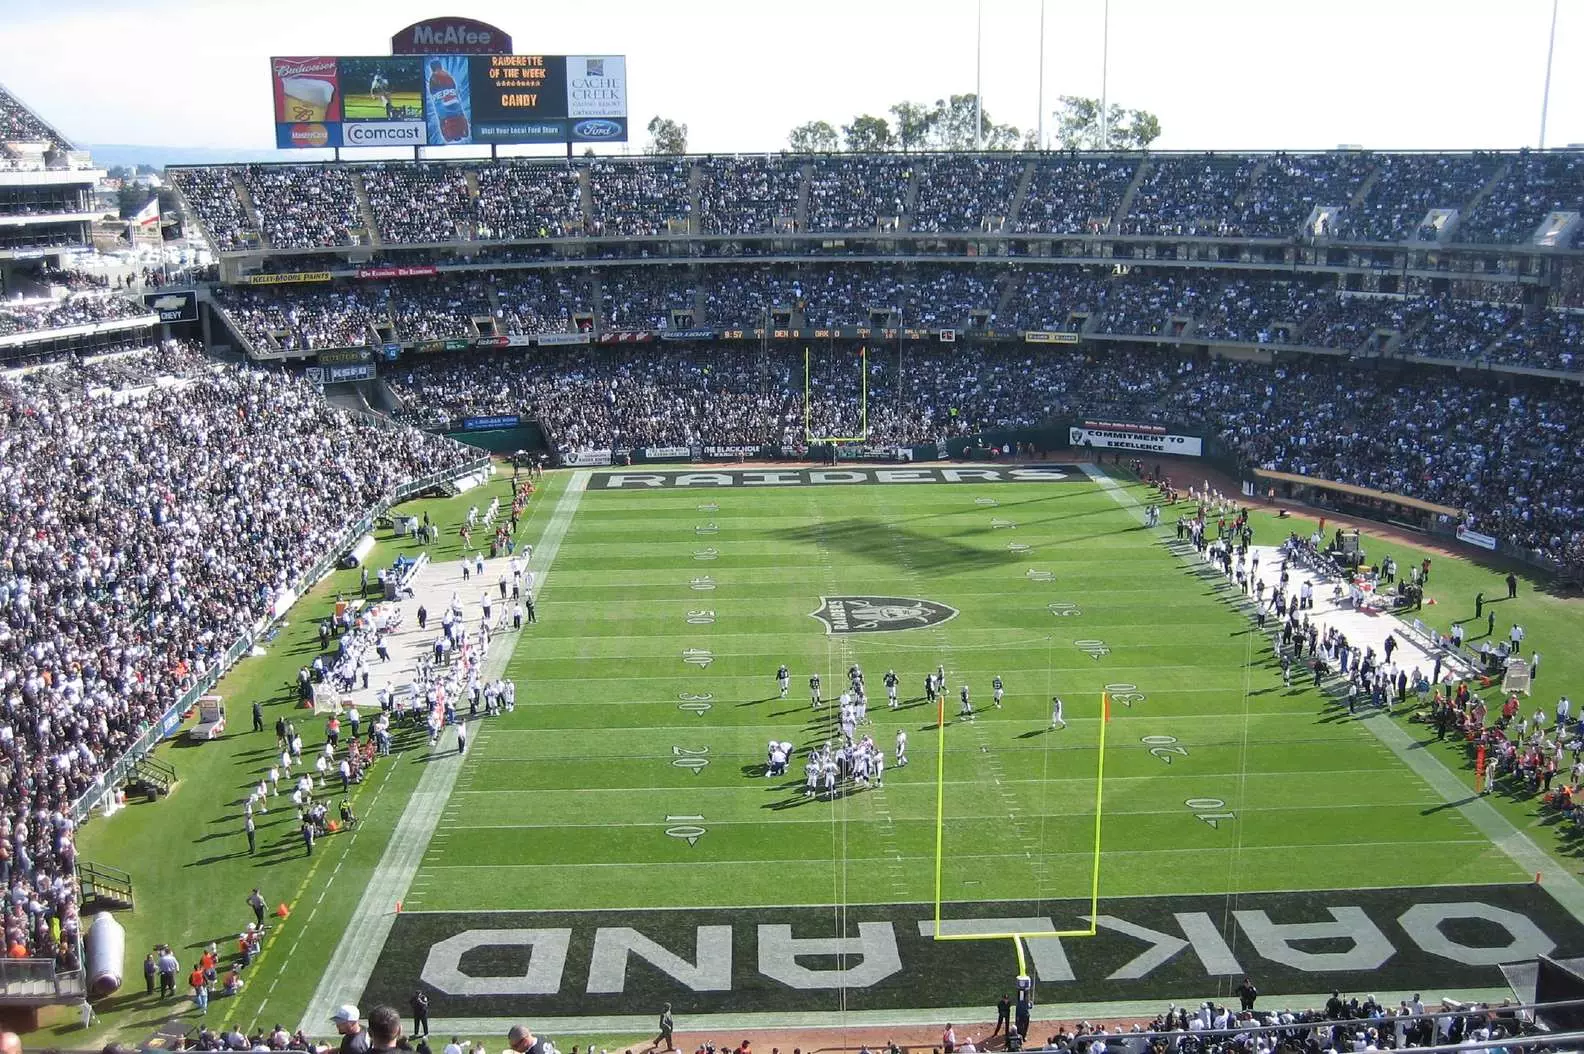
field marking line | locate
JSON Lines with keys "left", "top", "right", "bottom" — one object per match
{"left": 297, "top": 469, "right": 591, "bottom": 1035}
{"left": 405, "top": 837, "right": 1488, "bottom": 871}
{"left": 428, "top": 798, "right": 1444, "bottom": 832}
{"left": 444, "top": 765, "right": 1421, "bottom": 790}
{"left": 1081, "top": 463, "right": 1584, "bottom": 920}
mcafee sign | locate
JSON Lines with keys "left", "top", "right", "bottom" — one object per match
{"left": 390, "top": 17, "right": 512, "bottom": 55}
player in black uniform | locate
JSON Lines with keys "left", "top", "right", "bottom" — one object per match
{"left": 958, "top": 684, "right": 974, "bottom": 721}
{"left": 925, "top": 672, "right": 937, "bottom": 704}
{"left": 809, "top": 673, "right": 822, "bottom": 708}
{"left": 992, "top": 675, "right": 1004, "bottom": 709}
{"left": 884, "top": 669, "right": 899, "bottom": 709}
{"left": 777, "top": 664, "right": 790, "bottom": 699}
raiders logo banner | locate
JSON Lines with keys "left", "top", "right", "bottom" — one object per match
{"left": 810, "top": 596, "right": 959, "bottom": 634}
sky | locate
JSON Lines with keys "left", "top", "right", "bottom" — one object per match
{"left": 0, "top": 0, "right": 1579, "bottom": 158}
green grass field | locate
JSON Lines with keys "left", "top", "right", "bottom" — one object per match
{"left": 343, "top": 92, "right": 423, "bottom": 120}
{"left": 49, "top": 463, "right": 1584, "bottom": 1048}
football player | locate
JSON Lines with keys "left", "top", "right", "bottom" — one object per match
{"left": 777, "top": 664, "right": 790, "bottom": 699}
{"left": 992, "top": 674, "right": 1004, "bottom": 709}
{"left": 895, "top": 728, "right": 908, "bottom": 766}
{"left": 1050, "top": 696, "right": 1067, "bottom": 730}
{"left": 809, "top": 672, "right": 822, "bottom": 708}
{"left": 959, "top": 684, "right": 974, "bottom": 721}
{"left": 885, "top": 668, "right": 899, "bottom": 709}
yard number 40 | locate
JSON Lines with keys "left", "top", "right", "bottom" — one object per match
{"left": 1185, "top": 798, "right": 1236, "bottom": 829}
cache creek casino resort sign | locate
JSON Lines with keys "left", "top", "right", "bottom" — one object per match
{"left": 271, "top": 17, "right": 627, "bottom": 149}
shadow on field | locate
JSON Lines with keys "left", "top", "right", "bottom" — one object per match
{"left": 773, "top": 518, "right": 1014, "bottom": 573}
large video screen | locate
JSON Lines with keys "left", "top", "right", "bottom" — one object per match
{"left": 270, "top": 54, "right": 626, "bottom": 148}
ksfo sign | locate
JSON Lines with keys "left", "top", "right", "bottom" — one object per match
{"left": 361, "top": 887, "right": 1584, "bottom": 1015}
{"left": 391, "top": 17, "right": 512, "bottom": 55}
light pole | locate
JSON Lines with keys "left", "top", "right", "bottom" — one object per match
{"left": 1539, "top": 0, "right": 1559, "bottom": 149}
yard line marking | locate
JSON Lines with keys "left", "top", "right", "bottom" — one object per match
{"left": 442, "top": 767, "right": 1427, "bottom": 794}
{"left": 410, "top": 838, "right": 1489, "bottom": 870}
{"left": 431, "top": 798, "right": 1442, "bottom": 831}
{"left": 297, "top": 469, "right": 591, "bottom": 1037}
{"left": 1082, "top": 463, "right": 1584, "bottom": 916}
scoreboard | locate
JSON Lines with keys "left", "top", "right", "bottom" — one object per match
{"left": 270, "top": 53, "right": 626, "bottom": 148}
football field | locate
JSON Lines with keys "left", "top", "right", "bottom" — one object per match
{"left": 346, "top": 465, "right": 1584, "bottom": 1025}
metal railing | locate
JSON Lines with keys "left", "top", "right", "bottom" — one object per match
{"left": 67, "top": 454, "right": 489, "bottom": 823}
{"left": 0, "top": 958, "right": 83, "bottom": 1005}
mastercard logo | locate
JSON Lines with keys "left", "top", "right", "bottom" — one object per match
{"left": 289, "top": 123, "right": 330, "bottom": 147}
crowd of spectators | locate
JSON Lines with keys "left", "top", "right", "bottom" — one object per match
{"left": 910, "top": 156, "right": 1022, "bottom": 233}
{"left": 241, "top": 165, "right": 364, "bottom": 250}
{"left": 0, "top": 84, "right": 72, "bottom": 151}
{"left": 1400, "top": 296, "right": 1524, "bottom": 360}
{"left": 1226, "top": 152, "right": 1375, "bottom": 238}
{"left": 1489, "top": 309, "right": 1584, "bottom": 372}
{"left": 698, "top": 156, "right": 803, "bottom": 235}
{"left": 1120, "top": 155, "right": 1263, "bottom": 237}
{"left": 392, "top": 342, "right": 1584, "bottom": 571}
{"left": 361, "top": 163, "right": 472, "bottom": 245}
{"left": 213, "top": 286, "right": 383, "bottom": 352}
{"left": 0, "top": 293, "right": 150, "bottom": 338}
{"left": 1193, "top": 279, "right": 1327, "bottom": 343}
{"left": 587, "top": 159, "right": 691, "bottom": 237}
{"left": 1012, "top": 156, "right": 1134, "bottom": 235}
{"left": 1457, "top": 152, "right": 1584, "bottom": 246}
{"left": 167, "top": 168, "right": 254, "bottom": 252}
{"left": 1336, "top": 153, "right": 1502, "bottom": 243}
{"left": 474, "top": 162, "right": 584, "bottom": 240}
{"left": 203, "top": 265, "right": 1581, "bottom": 377}
{"left": 0, "top": 342, "right": 472, "bottom": 969}
{"left": 806, "top": 156, "right": 915, "bottom": 232}
{"left": 598, "top": 267, "right": 694, "bottom": 331}
{"left": 171, "top": 152, "right": 1584, "bottom": 252}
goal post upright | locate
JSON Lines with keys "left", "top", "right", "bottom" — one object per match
{"left": 930, "top": 691, "right": 1107, "bottom": 959}
{"left": 803, "top": 343, "right": 870, "bottom": 445}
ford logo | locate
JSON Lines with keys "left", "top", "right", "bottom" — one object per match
{"left": 573, "top": 119, "right": 622, "bottom": 139}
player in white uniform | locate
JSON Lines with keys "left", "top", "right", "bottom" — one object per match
{"left": 885, "top": 669, "right": 899, "bottom": 709}
{"left": 992, "top": 675, "right": 1004, "bottom": 708}
{"left": 777, "top": 664, "right": 790, "bottom": 699}
{"left": 872, "top": 743, "right": 885, "bottom": 787}
{"left": 804, "top": 754, "right": 821, "bottom": 797}
{"left": 895, "top": 729, "right": 908, "bottom": 766}
{"left": 840, "top": 702, "right": 856, "bottom": 744}
{"left": 1050, "top": 695, "right": 1067, "bottom": 730}
{"left": 767, "top": 739, "right": 787, "bottom": 777}
{"left": 822, "top": 752, "right": 839, "bottom": 798}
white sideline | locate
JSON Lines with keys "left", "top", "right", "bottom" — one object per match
{"left": 297, "top": 470, "right": 591, "bottom": 1035}
{"left": 1081, "top": 463, "right": 1584, "bottom": 921}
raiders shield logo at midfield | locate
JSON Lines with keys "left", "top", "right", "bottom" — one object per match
{"left": 810, "top": 596, "right": 959, "bottom": 634}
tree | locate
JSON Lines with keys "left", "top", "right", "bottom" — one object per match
{"left": 644, "top": 116, "right": 688, "bottom": 155}
{"left": 1054, "top": 95, "right": 1163, "bottom": 150}
{"left": 1127, "top": 109, "right": 1163, "bottom": 149}
{"left": 889, "top": 101, "right": 934, "bottom": 152}
{"left": 787, "top": 120, "right": 839, "bottom": 153}
{"left": 924, "top": 94, "right": 1019, "bottom": 151}
{"left": 841, "top": 114, "right": 892, "bottom": 153}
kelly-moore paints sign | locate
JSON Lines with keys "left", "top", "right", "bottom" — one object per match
{"left": 589, "top": 466, "right": 1078, "bottom": 490}
{"left": 362, "top": 885, "right": 1584, "bottom": 1017}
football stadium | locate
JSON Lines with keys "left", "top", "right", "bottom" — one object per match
{"left": 3, "top": 5, "right": 1584, "bottom": 1054}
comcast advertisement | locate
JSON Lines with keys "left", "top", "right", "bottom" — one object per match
{"left": 270, "top": 54, "right": 626, "bottom": 148}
